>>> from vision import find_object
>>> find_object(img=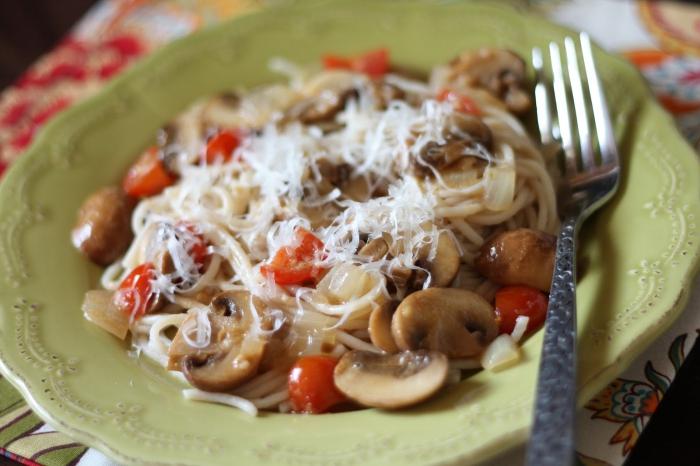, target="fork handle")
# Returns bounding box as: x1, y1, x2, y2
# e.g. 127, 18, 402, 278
524, 215, 579, 466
